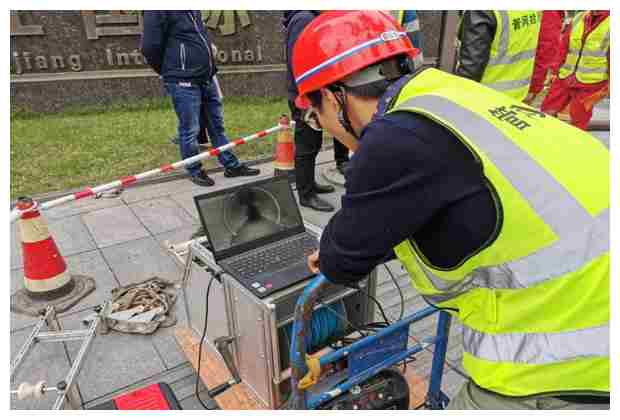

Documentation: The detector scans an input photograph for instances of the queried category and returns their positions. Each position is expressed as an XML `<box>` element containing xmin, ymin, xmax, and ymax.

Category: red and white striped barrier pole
<box><xmin>10</xmin><ymin>121</ymin><xmax>292</xmax><ymax>223</ymax></box>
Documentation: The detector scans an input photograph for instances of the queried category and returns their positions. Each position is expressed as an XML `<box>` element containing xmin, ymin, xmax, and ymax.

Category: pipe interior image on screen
<box><xmin>197</xmin><ymin>178</ymin><xmax>304</xmax><ymax>254</ymax></box>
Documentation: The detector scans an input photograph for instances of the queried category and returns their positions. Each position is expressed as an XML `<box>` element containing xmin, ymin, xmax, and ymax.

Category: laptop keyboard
<box><xmin>226</xmin><ymin>234</ymin><xmax>317</xmax><ymax>279</ymax></box>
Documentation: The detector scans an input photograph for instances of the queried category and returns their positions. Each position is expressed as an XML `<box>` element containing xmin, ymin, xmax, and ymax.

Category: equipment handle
<box><xmin>214</xmin><ymin>336</ymin><xmax>241</xmax><ymax>384</ymax></box>
<box><xmin>287</xmin><ymin>273</ymin><xmax>331</xmax><ymax>409</ymax></box>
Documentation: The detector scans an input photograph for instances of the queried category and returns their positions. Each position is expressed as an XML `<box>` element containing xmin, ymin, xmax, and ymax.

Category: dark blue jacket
<box><xmin>283</xmin><ymin>11</ymin><xmax>320</xmax><ymax>102</ymax></box>
<box><xmin>141</xmin><ymin>11</ymin><xmax>216</xmax><ymax>83</ymax></box>
<box><xmin>318</xmin><ymin>81</ymin><xmax>497</xmax><ymax>285</ymax></box>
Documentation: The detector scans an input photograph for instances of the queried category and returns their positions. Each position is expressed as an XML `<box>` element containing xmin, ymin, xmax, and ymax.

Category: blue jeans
<box><xmin>165</xmin><ymin>80</ymin><xmax>239</xmax><ymax>177</ymax></box>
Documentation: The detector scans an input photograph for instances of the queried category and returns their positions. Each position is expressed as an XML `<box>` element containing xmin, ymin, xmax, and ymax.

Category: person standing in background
<box><xmin>523</xmin><ymin>11</ymin><xmax>566</xmax><ymax>105</ymax></box>
<box><xmin>142</xmin><ymin>11</ymin><xmax>260</xmax><ymax>187</ymax></box>
<box><xmin>541</xmin><ymin>10</ymin><xmax>610</xmax><ymax>130</ymax></box>
<box><xmin>456</xmin><ymin>11</ymin><xmax>542</xmax><ymax>101</ymax></box>
<box><xmin>283</xmin><ymin>11</ymin><xmax>340</xmax><ymax>212</ymax></box>
<box><xmin>392</xmin><ymin>10</ymin><xmax>425</xmax><ymax>69</ymax></box>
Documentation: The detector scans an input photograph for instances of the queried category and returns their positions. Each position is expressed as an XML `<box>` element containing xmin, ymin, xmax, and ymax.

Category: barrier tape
<box><xmin>10</xmin><ymin>121</ymin><xmax>292</xmax><ymax>223</ymax></box>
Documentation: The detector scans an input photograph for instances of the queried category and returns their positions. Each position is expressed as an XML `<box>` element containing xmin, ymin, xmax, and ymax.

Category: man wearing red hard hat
<box><xmin>293</xmin><ymin>10</ymin><xmax>609</xmax><ymax>410</ymax></box>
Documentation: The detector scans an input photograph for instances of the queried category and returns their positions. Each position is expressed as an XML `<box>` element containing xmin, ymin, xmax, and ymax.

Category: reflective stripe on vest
<box><xmin>388</xmin><ymin>68</ymin><xmax>609</xmax><ymax>396</ymax></box>
<box><xmin>559</xmin><ymin>13</ymin><xmax>609</xmax><ymax>83</ymax></box>
<box><xmin>480</xmin><ymin>11</ymin><xmax>541</xmax><ymax>101</ymax></box>
<box><xmin>393</xmin><ymin>94</ymin><xmax>609</xmax><ymax>305</ymax></box>
<box><xmin>463</xmin><ymin>323</ymin><xmax>609</xmax><ymax>364</ymax></box>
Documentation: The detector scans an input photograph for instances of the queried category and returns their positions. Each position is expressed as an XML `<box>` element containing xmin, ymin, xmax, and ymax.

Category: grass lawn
<box><xmin>10</xmin><ymin>96</ymin><xmax>289</xmax><ymax>199</ymax></box>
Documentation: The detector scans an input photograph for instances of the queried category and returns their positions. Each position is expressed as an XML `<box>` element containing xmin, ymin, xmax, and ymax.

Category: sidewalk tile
<box><xmin>83</xmin><ymin>362</ymin><xmax>196</xmax><ymax>408</ymax></box>
<box><xmin>50</xmin><ymin>215</ymin><xmax>98</xmax><ymax>256</ymax></box>
<box><xmin>121</xmin><ymin>178</ymin><xmax>195</xmax><ymax>204</ymax></box>
<box><xmin>10</xmin><ymin>223</ymin><xmax>22</xmax><ymax>269</ymax></box>
<box><xmin>100</xmin><ymin>236</ymin><xmax>182</xmax><ymax>286</ymax></box>
<box><xmin>154</xmin><ymin>224</ymin><xmax>202</xmax><ymax>249</ymax></box>
<box><xmin>10</xmin><ymin>328</ymin><xmax>73</xmax><ymax>410</ymax></box>
<box><xmin>130</xmin><ymin>197</ymin><xmax>195</xmax><ymax>235</ymax></box>
<box><xmin>149</xmin><ymin>290</ymin><xmax>191</xmax><ymax>369</ymax></box>
<box><xmin>61</xmin><ymin>312</ymin><xmax>167</xmax><ymax>403</ymax></box>
<box><xmin>82</xmin><ymin>206</ymin><xmax>150</xmax><ymax>248</ymax></box>
<box><xmin>10</xmin><ymin>269</ymin><xmax>38</xmax><ymax>332</ymax></box>
<box><xmin>169</xmin><ymin>192</ymin><xmax>200</xmax><ymax>221</ymax></box>
<box><xmin>43</xmin><ymin>196</ymin><xmax>124</xmax><ymax>222</ymax></box>
<box><xmin>169</xmin><ymin>370</ymin><xmax>208</xmax><ymax>402</ymax></box>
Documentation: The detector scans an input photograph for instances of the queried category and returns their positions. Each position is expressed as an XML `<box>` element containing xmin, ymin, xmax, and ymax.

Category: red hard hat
<box><xmin>292</xmin><ymin>10</ymin><xmax>418</xmax><ymax>109</ymax></box>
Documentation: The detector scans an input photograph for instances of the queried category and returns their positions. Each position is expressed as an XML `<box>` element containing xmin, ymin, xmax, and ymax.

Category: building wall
<box><xmin>10</xmin><ymin>10</ymin><xmax>443</xmax><ymax>113</ymax></box>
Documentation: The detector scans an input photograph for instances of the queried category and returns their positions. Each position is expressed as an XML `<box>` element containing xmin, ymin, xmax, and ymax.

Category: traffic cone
<box><xmin>11</xmin><ymin>197</ymin><xmax>96</xmax><ymax>317</ymax></box>
<box><xmin>273</xmin><ymin>115</ymin><xmax>295</xmax><ymax>178</ymax></box>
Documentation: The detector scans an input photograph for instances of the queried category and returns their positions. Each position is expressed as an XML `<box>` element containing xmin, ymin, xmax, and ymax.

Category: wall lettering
<box><xmin>203</xmin><ymin>11</ymin><xmax>251</xmax><ymax>36</ymax></box>
<box><xmin>11</xmin><ymin>11</ymin><xmax>267</xmax><ymax>76</ymax></box>
<box><xmin>81</xmin><ymin>10</ymin><xmax>143</xmax><ymax>40</ymax></box>
<box><xmin>10</xmin><ymin>11</ymin><xmax>45</xmax><ymax>36</ymax></box>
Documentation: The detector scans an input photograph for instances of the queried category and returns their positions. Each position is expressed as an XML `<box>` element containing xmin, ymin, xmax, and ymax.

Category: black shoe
<box><xmin>314</xmin><ymin>183</ymin><xmax>335</xmax><ymax>194</ymax></box>
<box><xmin>190</xmin><ymin>170</ymin><xmax>215</xmax><ymax>187</ymax></box>
<box><xmin>336</xmin><ymin>161</ymin><xmax>348</xmax><ymax>176</ymax></box>
<box><xmin>299</xmin><ymin>194</ymin><xmax>335</xmax><ymax>212</ymax></box>
<box><xmin>224</xmin><ymin>164</ymin><xmax>261</xmax><ymax>178</ymax></box>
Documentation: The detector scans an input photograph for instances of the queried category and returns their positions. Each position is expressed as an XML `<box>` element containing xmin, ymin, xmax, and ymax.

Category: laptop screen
<box><xmin>194</xmin><ymin>176</ymin><xmax>306</xmax><ymax>260</ymax></box>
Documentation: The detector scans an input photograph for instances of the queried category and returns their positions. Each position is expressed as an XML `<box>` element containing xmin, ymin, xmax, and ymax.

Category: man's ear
<box><xmin>320</xmin><ymin>87</ymin><xmax>340</xmax><ymax>111</ymax></box>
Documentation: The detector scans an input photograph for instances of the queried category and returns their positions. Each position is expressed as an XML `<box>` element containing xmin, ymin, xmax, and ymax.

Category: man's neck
<box><xmin>357</xmin><ymin>98</ymin><xmax>381</xmax><ymax>130</ymax></box>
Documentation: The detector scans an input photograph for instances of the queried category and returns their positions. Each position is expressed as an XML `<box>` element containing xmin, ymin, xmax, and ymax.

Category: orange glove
<box><xmin>583</xmin><ymin>86</ymin><xmax>609</xmax><ymax>113</ymax></box>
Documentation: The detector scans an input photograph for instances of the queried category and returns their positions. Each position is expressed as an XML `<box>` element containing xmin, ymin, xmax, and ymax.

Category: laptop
<box><xmin>193</xmin><ymin>175</ymin><xmax>319</xmax><ymax>299</ymax></box>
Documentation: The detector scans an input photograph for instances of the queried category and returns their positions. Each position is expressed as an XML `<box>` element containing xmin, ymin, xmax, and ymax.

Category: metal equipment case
<box><xmin>178</xmin><ymin>222</ymin><xmax>377</xmax><ymax>408</ymax></box>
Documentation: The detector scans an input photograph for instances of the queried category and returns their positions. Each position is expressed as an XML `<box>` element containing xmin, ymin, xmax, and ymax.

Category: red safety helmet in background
<box><xmin>292</xmin><ymin>10</ymin><xmax>419</xmax><ymax>109</ymax></box>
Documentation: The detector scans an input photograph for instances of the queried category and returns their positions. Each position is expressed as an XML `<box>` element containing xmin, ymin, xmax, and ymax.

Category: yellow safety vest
<box><xmin>559</xmin><ymin>12</ymin><xmax>610</xmax><ymax>84</ymax></box>
<box><xmin>480</xmin><ymin>11</ymin><xmax>541</xmax><ymax>101</ymax></box>
<box><xmin>389</xmin><ymin>68</ymin><xmax>609</xmax><ymax>397</ymax></box>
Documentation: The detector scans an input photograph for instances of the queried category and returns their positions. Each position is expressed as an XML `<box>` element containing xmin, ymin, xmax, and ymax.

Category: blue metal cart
<box><xmin>288</xmin><ymin>274</ymin><xmax>452</xmax><ymax>410</ymax></box>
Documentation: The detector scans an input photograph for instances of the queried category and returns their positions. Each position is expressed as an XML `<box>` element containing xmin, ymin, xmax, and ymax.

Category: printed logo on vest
<box><xmin>511</xmin><ymin>13</ymin><xmax>538</xmax><ymax>31</ymax></box>
<box><xmin>489</xmin><ymin>104</ymin><xmax>545</xmax><ymax>130</ymax></box>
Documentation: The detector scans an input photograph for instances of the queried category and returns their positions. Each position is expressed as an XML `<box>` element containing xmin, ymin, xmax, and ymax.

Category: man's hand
<box><xmin>307</xmin><ymin>250</ymin><xmax>320</xmax><ymax>274</ymax></box>
<box><xmin>523</xmin><ymin>92</ymin><xmax>537</xmax><ymax>105</ymax></box>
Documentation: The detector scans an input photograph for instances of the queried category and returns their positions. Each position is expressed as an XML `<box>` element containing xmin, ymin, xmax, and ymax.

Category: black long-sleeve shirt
<box><xmin>283</xmin><ymin>11</ymin><xmax>320</xmax><ymax>102</ymax></box>
<box><xmin>318</xmin><ymin>110</ymin><xmax>498</xmax><ymax>285</ymax></box>
<box><xmin>455</xmin><ymin>11</ymin><xmax>497</xmax><ymax>82</ymax></box>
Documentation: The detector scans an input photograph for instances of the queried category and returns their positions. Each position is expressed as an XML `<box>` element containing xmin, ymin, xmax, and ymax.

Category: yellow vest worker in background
<box><xmin>456</xmin><ymin>11</ymin><xmax>541</xmax><ymax>101</ymax></box>
<box><xmin>541</xmin><ymin>11</ymin><xmax>610</xmax><ymax>130</ymax></box>
<box><xmin>293</xmin><ymin>10</ymin><xmax>609</xmax><ymax>410</ymax></box>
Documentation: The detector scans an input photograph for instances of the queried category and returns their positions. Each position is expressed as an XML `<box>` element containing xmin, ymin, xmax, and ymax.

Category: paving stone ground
<box><xmin>9</xmin><ymin>113</ymin><xmax>609</xmax><ymax>410</ymax></box>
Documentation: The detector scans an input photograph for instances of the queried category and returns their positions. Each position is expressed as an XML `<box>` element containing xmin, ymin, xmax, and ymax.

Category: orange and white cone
<box><xmin>17</xmin><ymin>198</ymin><xmax>71</xmax><ymax>294</ymax></box>
<box><xmin>11</xmin><ymin>197</ymin><xmax>95</xmax><ymax>317</ymax></box>
<box><xmin>273</xmin><ymin>115</ymin><xmax>295</xmax><ymax>177</ymax></box>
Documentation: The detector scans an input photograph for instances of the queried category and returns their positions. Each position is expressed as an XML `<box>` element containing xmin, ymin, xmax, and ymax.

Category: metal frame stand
<box><xmin>424</xmin><ymin>310</ymin><xmax>452</xmax><ymax>409</ymax></box>
<box><xmin>10</xmin><ymin>303</ymin><xmax>107</xmax><ymax>410</ymax></box>
<box><xmin>164</xmin><ymin>237</ymin><xmax>199</xmax><ymax>328</ymax></box>
<box><xmin>178</xmin><ymin>241</ymin><xmax>196</xmax><ymax>327</ymax></box>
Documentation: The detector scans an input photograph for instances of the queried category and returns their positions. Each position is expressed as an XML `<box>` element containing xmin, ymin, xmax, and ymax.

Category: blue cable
<box><xmin>286</xmin><ymin>300</ymin><xmax>346</xmax><ymax>351</ymax></box>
